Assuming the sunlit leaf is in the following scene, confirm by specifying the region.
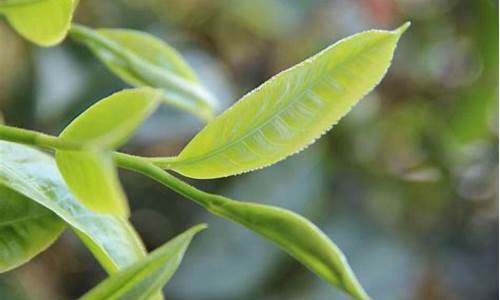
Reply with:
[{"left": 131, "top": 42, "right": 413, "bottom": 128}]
[
  {"left": 79, "top": 224, "right": 206, "bottom": 300},
  {"left": 0, "top": 0, "right": 78, "bottom": 46},
  {"left": 0, "top": 141, "right": 146, "bottom": 273},
  {"left": 56, "top": 88, "right": 160, "bottom": 217},
  {"left": 0, "top": 185, "right": 65, "bottom": 273},
  {"left": 69, "top": 24, "right": 217, "bottom": 121},
  {"left": 158, "top": 23, "right": 409, "bottom": 179}
]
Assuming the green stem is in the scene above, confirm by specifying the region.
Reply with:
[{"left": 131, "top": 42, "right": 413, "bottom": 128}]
[
  {"left": 0, "top": 124, "right": 370, "bottom": 300},
  {"left": 0, "top": 124, "right": 224, "bottom": 210},
  {"left": 0, "top": 124, "right": 216, "bottom": 204},
  {"left": 114, "top": 152, "right": 227, "bottom": 210},
  {"left": 0, "top": 125, "right": 86, "bottom": 151}
]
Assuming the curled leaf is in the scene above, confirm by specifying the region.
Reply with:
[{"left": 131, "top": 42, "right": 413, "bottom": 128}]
[
  {"left": 209, "top": 199, "right": 370, "bottom": 300},
  {"left": 117, "top": 159, "right": 371, "bottom": 300},
  {"left": 69, "top": 24, "right": 217, "bottom": 121},
  {"left": 157, "top": 23, "right": 409, "bottom": 179}
]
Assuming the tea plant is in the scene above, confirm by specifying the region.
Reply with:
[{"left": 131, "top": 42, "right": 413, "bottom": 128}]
[{"left": 0, "top": 1, "right": 409, "bottom": 299}]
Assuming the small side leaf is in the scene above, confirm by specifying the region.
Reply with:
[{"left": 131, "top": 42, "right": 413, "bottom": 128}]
[
  {"left": 206, "top": 198, "right": 370, "bottom": 300},
  {"left": 0, "top": 141, "right": 146, "bottom": 273},
  {"left": 0, "top": 0, "right": 78, "bottom": 46},
  {"left": 160, "top": 23, "right": 409, "bottom": 178},
  {"left": 79, "top": 224, "right": 206, "bottom": 300},
  {"left": 69, "top": 24, "right": 217, "bottom": 121},
  {"left": 56, "top": 88, "right": 160, "bottom": 217},
  {"left": 0, "top": 185, "right": 65, "bottom": 272}
]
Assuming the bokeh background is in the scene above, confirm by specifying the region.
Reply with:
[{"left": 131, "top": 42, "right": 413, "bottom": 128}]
[{"left": 0, "top": 0, "right": 498, "bottom": 299}]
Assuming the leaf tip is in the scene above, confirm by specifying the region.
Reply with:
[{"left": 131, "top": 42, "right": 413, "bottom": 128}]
[
  {"left": 187, "top": 223, "right": 208, "bottom": 236},
  {"left": 394, "top": 21, "right": 411, "bottom": 36}
]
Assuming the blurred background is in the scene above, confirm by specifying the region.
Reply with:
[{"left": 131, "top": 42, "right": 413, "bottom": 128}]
[{"left": 0, "top": 0, "right": 498, "bottom": 299}]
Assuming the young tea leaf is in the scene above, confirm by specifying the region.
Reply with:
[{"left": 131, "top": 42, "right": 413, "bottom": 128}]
[
  {"left": 119, "top": 161, "right": 370, "bottom": 300},
  {"left": 0, "top": 185, "right": 65, "bottom": 273},
  {"left": 210, "top": 200, "right": 370, "bottom": 300},
  {"left": 0, "top": 0, "right": 78, "bottom": 46},
  {"left": 158, "top": 23, "right": 410, "bottom": 178},
  {"left": 0, "top": 141, "right": 147, "bottom": 274},
  {"left": 69, "top": 24, "right": 217, "bottom": 121},
  {"left": 79, "top": 224, "right": 206, "bottom": 300},
  {"left": 56, "top": 88, "right": 160, "bottom": 217}
]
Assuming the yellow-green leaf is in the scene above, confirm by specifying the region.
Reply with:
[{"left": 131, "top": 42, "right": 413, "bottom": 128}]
[
  {"left": 69, "top": 24, "right": 217, "bottom": 121},
  {"left": 56, "top": 88, "right": 160, "bottom": 217},
  {"left": 79, "top": 224, "right": 206, "bottom": 300},
  {"left": 0, "top": 0, "right": 78, "bottom": 46},
  {"left": 58, "top": 88, "right": 161, "bottom": 149},
  {"left": 0, "top": 185, "right": 65, "bottom": 273},
  {"left": 158, "top": 23, "right": 409, "bottom": 179}
]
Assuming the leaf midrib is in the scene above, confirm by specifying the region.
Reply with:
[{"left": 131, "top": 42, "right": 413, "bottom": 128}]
[{"left": 174, "top": 34, "right": 389, "bottom": 167}]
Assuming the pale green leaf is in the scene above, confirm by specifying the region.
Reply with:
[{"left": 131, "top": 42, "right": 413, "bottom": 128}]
[
  {"left": 119, "top": 160, "right": 370, "bottom": 300},
  {"left": 159, "top": 23, "right": 409, "bottom": 178},
  {"left": 0, "top": 185, "right": 65, "bottom": 273},
  {"left": 79, "top": 224, "right": 206, "bottom": 300},
  {"left": 0, "top": 0, "right": 77, "bottom": 46},
  {"left": 56, "top": 88, "right": 160, "bottom": 217},
  {"left": 209, "top": 199, "right": 370, "bottom": 300},
  {"left": 69, "top": 24, "right": 217, "bottom": 121},
  {"left": 0, "top": 141, "right": 146, "bottom": 273}
]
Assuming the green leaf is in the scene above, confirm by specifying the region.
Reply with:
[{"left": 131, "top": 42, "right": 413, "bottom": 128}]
[
  {"left": 0, "top": 185, "right": 65, "bottom": 273},
  {"left": 58, "top": 88, "right": 160, "bottom": 149},
  {"left": 55, "top": 88, "right": 160, "bottom": 217},
  {"left": 0, "top": 0, "right": 78, "bottom": 46},
  {"left": 0, "top": 141, "right": 147, "bottom": 273},
  {"left": 69, "top": 24, "right": 217, "bottom": 121},
  {"left": 209, "top": 199, "right": 370, "bottom": 300},
  {"left": 159, "top": 23, "right": 409, "bottom": 179},
  {"left": 79, "top": 224, "right": 206, "bottom": 300},
  {"left": 120, "top": 160, "right": 370, "bottom": 300}
]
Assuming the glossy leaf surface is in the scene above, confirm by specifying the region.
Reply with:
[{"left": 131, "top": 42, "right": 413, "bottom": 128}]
[
  {"left": 0, "top": 0, "right": 77, "bottom": 46},
  {"left": 0, "top": 141, "right": 147, "bottom": 273},
  {"left": 0, "top": 185, "right": 65, "bottom": 272},
  {"left": 79, "top": 224, "right": 206, "bottom": 300},
  {"left": 56, "top": 88, "right": 160, "bottom": 217},
  {"left": 163, "top": 23, "right": 409, "bottom": 178},
  {"left": 69, "top": 24, "right": 217, "bottom": 121}
]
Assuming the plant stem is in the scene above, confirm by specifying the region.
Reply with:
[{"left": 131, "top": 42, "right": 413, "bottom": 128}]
[
  {"left": 0, "top": 124, "right": 226, "bottom": 211},
  {"left": 113, "top": 152, "right": 227, "bottom": 210},
  {"left": 0, "top": 125, "right": 86, "bottom": 151}
]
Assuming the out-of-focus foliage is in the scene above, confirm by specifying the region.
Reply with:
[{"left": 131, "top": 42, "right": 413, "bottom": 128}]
[
  {"left": 0, "top": 0, "right": 497, "bottom": 300},
  {"left": 0, "top": 0, "right": 77, "bottom": 46}
]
